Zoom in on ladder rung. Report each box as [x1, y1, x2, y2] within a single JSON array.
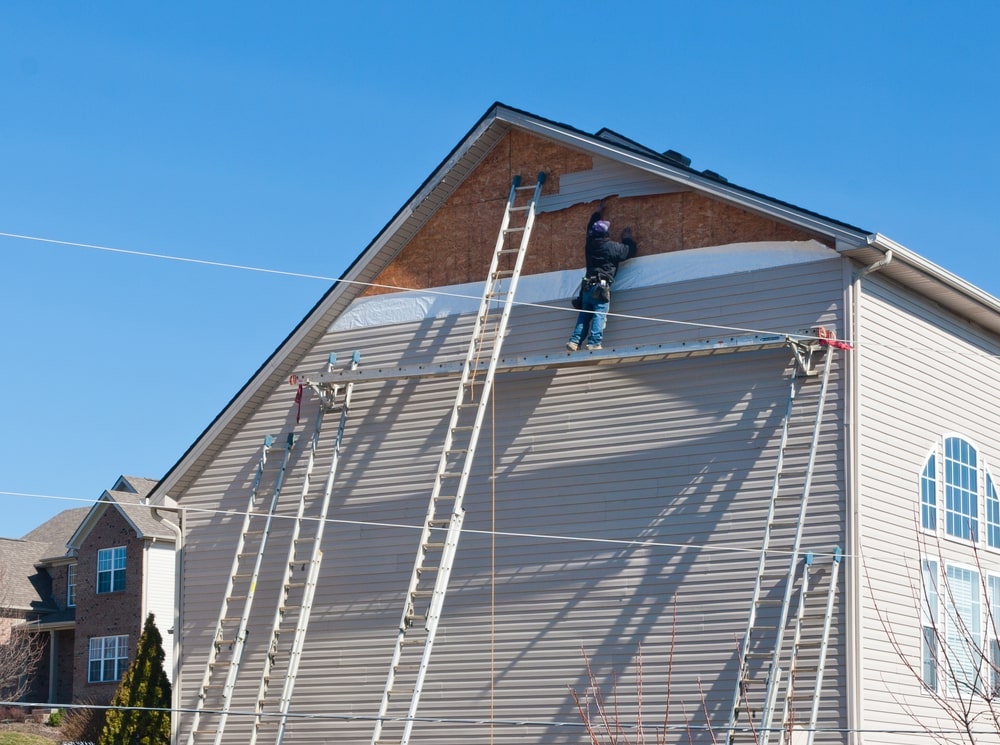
[[503, 227, 525, 234], [423, 542, 445, 550], [509, 205, 530, 212]]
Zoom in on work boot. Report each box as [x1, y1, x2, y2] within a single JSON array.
[[566, 340, 579, 351], [586, 343, 602, 351]]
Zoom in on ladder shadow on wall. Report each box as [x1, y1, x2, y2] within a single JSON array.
[[446, 352, 798, 741]]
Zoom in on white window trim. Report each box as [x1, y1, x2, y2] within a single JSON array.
[[97, 546, 127, 594], [66, 563, 77, 608], [88, 634, 129, 683], [920, 434, 1000, 554]]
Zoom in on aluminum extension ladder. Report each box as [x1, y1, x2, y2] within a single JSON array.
[[777, 547, 843, 745], [371, 173, 546, 745], [186, 353, 358, 745], [186, 433, 296, 745], [726, 337, 836, 745], [251, 352, 361, 745]]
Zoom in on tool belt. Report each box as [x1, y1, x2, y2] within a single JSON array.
[[586, 275, 611, 303]]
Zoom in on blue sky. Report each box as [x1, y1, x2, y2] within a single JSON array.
[[2, 2, 998, 538]]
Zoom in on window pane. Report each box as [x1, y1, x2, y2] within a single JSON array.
[[988, 473, 1000, 548], [923, 560, 939, 690], [922, 456, 937, 531], [944, 437, 978, 541], [946, 565, 982, 694]]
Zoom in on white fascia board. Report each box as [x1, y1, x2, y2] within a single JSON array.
[[867, 233, 1000, 315], [495, 107, 872, 247]]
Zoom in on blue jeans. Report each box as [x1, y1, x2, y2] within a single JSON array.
[[569, 284, 610, 347]]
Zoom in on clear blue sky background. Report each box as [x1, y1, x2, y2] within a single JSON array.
[[2, 2, 998, 538]]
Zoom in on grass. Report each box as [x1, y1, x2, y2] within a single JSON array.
[[0, 733, 58, 745]]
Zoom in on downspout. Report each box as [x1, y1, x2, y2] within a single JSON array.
[[846, 235, 893, 745], [152, 500, 183, 745], [48, 629, 57, 704]]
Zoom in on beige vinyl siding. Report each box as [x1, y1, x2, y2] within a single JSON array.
[[145, 542, 176, 682], [857, 273, 1000, 743], [176, 256, 848, 744]]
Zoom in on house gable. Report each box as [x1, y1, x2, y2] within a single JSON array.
[[365, 129, 829, 296]]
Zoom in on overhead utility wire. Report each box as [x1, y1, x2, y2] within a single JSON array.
[[0, 488, 892, 566], [1, 230, 854, 345], [9, 230, 1000, 363]]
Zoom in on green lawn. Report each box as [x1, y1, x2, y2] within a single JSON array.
[[0, 733, 57, 745]]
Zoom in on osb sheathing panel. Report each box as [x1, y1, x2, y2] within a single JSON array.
[[364, 130, 828, 296]]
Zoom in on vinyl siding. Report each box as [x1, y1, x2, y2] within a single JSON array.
[[857, 274, 1000, 743], [145, 542, 176, 682], [176, 256, 849, 744]]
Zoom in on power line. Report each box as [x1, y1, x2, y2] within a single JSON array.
[[0, 487, 883, 566], [8, 230, 1000, 365]]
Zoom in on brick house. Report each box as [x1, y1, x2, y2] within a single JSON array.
[[5, 476, 177, 706]]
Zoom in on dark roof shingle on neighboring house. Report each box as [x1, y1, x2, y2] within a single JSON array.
[[0, 538, 51, 612]]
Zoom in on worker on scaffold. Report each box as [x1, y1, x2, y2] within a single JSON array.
[[566, 202, 638, 351]]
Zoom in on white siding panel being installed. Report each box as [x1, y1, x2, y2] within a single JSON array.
[[857, 276, 1000, 744], [178, 251, 849, 744]]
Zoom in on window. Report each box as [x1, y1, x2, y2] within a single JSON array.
[[988, 472, 1000, 549], [67, 563, 77, 607], [921, 454, 937, 531], [945, 564, 982, 695], [920, 436, 1000, 549], [922, 560, 939, 690], [97, 546, 126, 593], [989, 575, 1000, 695], [88, 635, 128, 683], [944, 437, 978, 541]]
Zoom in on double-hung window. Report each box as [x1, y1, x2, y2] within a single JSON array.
[[944, 564, 982, 695], [88, 635, 128, 683], [67, 563, 77, 607], [97, 546, 126, 593], [921, 559, 939, 690]]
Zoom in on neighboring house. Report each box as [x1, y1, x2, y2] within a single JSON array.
[[4, 476, 177, 707], [148, 103, 1000, 744]]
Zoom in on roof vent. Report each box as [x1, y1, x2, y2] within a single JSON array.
[[662, 150, 692, 167], [701, 169, 728, 183]]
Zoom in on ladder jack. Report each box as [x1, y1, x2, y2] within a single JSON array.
[[370, 173, 546, 745], [726, 333, 842, 745]]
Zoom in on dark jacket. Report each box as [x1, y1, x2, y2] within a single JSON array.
[[585, 211, 637, 283]]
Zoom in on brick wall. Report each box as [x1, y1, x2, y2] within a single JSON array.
[[72, 507, 143, 704], [365, 129, 827, 295]]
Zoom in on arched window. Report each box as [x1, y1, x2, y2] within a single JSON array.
[[919, 436, 1000, 548]]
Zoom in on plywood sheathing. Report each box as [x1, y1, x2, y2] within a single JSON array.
[[364, 130, 828, 296]]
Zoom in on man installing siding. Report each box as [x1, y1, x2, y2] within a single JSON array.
[[566, 202, 638, 351]]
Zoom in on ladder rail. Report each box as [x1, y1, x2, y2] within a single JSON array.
[[805, 547, 843, 745], [186, 435, 275, 745], [727, 343, 834, 745], [372, 174, 545, 745], [248, 410, 326, 745], [209, 434, 296, 745], [778, 553, 815, 740], [758, 349, 833, 745], [273, 354, 360, 745]]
